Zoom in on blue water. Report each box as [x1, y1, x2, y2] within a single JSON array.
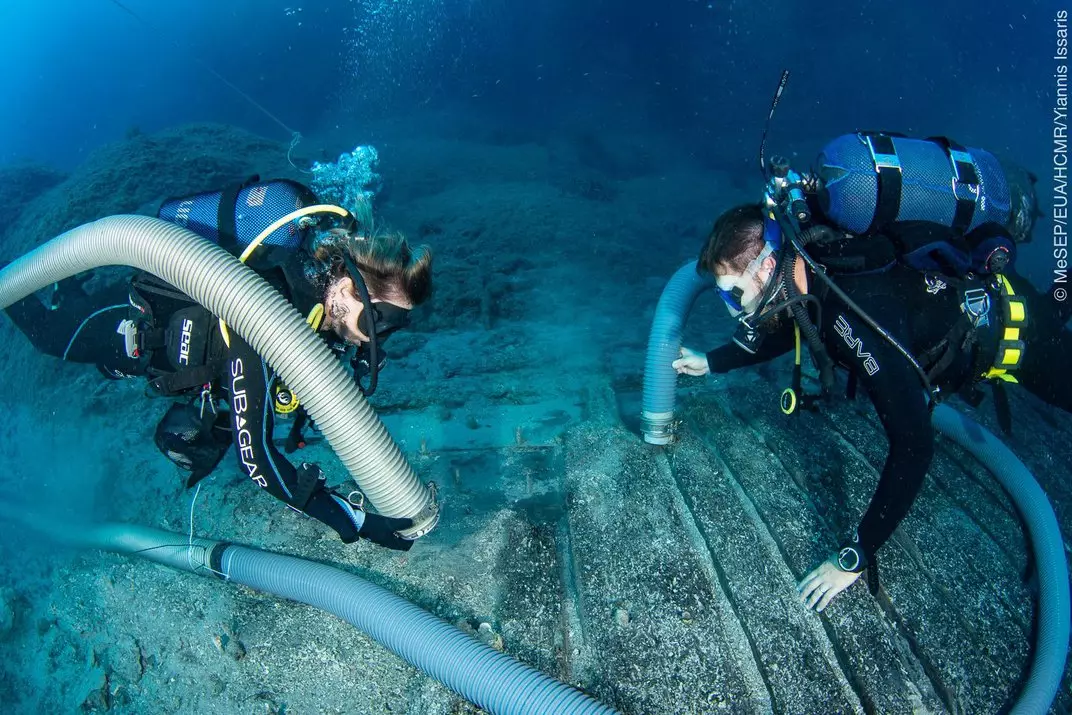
[[0, 2, 1054, 162], [1, 0, 1059, 273]]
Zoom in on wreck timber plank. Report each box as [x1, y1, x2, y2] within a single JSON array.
[[696, 386, 1031, 712], [666, 430, 873, 714], [563, 423, 768, 714], [684, 395, 947, 714]]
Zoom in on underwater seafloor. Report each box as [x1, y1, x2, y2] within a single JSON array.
[[0, 120, 1069, 714]]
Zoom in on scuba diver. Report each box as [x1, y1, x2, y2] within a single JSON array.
[[673, 132, 1070, 611], [3, 179, 432, 551]]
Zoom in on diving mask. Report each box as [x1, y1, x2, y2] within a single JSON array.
[[720, 218, 787, 354], [715, 216, 783, 317], [716, 243, 775, 317], [357, 300, 410, 341]]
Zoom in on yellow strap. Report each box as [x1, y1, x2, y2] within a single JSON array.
[[982, 274, 1024, 383], [1007, 298, 1026, 324], [995, 274, 1022, 340], [218, 204, 351, 347]]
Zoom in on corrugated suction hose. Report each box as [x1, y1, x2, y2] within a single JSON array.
[[70, 522, 620, 715], [0, 215, 437, 536]]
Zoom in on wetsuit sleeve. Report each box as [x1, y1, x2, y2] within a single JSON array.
[[827, 310, 934, 562], [222, 334, 366, 543], [706, 326, 794, 373]]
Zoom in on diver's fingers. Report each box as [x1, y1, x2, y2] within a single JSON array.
[[672, 359, 703, 376], [815, 585, 841, 612], [797, 570, 821, 595], [804, 583, 829, 610]]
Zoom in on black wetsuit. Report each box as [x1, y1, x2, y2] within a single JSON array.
[[705, 263, 1072, 565], [4, 255, 370, 544]]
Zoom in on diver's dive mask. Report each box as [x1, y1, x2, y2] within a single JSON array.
[[357, 300, 410, 340], [718, 217, 785, 355], [338, 251, 411, 396], [716, 243, 775, 316]]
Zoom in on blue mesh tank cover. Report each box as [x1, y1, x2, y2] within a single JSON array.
[[157, 178, 317, 256], [816, 132, 1021, 275], [817, 133, 1012, 237]]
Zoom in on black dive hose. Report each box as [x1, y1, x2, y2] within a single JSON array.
[[756, 292, 824, 328], [791, 225, 938, 408], [782, 250, 836, 396], [341, 253, 381, 397]]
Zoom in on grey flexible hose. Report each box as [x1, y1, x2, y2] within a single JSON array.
[[69, 522, 619, 715], [931, 404, 1070, 715], [641, 260, 713, 444], [219, 546, 617, 715], [0, 215, 437, 536], [641, 272, 1069, 713]]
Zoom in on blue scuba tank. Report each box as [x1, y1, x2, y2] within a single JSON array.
[[157, 178, 316, 253], [815, 133, 1039, 275]]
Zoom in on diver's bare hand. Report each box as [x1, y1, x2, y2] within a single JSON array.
[[672, 347, 709, 377], [797, 556, 862, 612]]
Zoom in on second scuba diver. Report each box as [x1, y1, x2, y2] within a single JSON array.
[[3, 179, 432, 551], [674, 133, 1070, 611]]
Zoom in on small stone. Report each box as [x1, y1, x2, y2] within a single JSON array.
[[475, 622, 504, 651], [227, 638, 247, 661], [212, 632, 246, 660], [614, 607, 630, 627]]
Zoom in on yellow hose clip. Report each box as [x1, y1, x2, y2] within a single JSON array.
[[780, 387, 798, 415], [781, 323, 803, 415]]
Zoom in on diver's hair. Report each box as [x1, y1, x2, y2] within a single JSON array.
[[697, 203, 766, 275], [315, 229, 433, 305]]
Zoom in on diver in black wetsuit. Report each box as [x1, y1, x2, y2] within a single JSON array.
[[674, 203, 1072, 611], [4, 224, 432, 552]]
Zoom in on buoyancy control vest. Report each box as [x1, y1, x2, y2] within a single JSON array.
[[132, 178, 321, 396]]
